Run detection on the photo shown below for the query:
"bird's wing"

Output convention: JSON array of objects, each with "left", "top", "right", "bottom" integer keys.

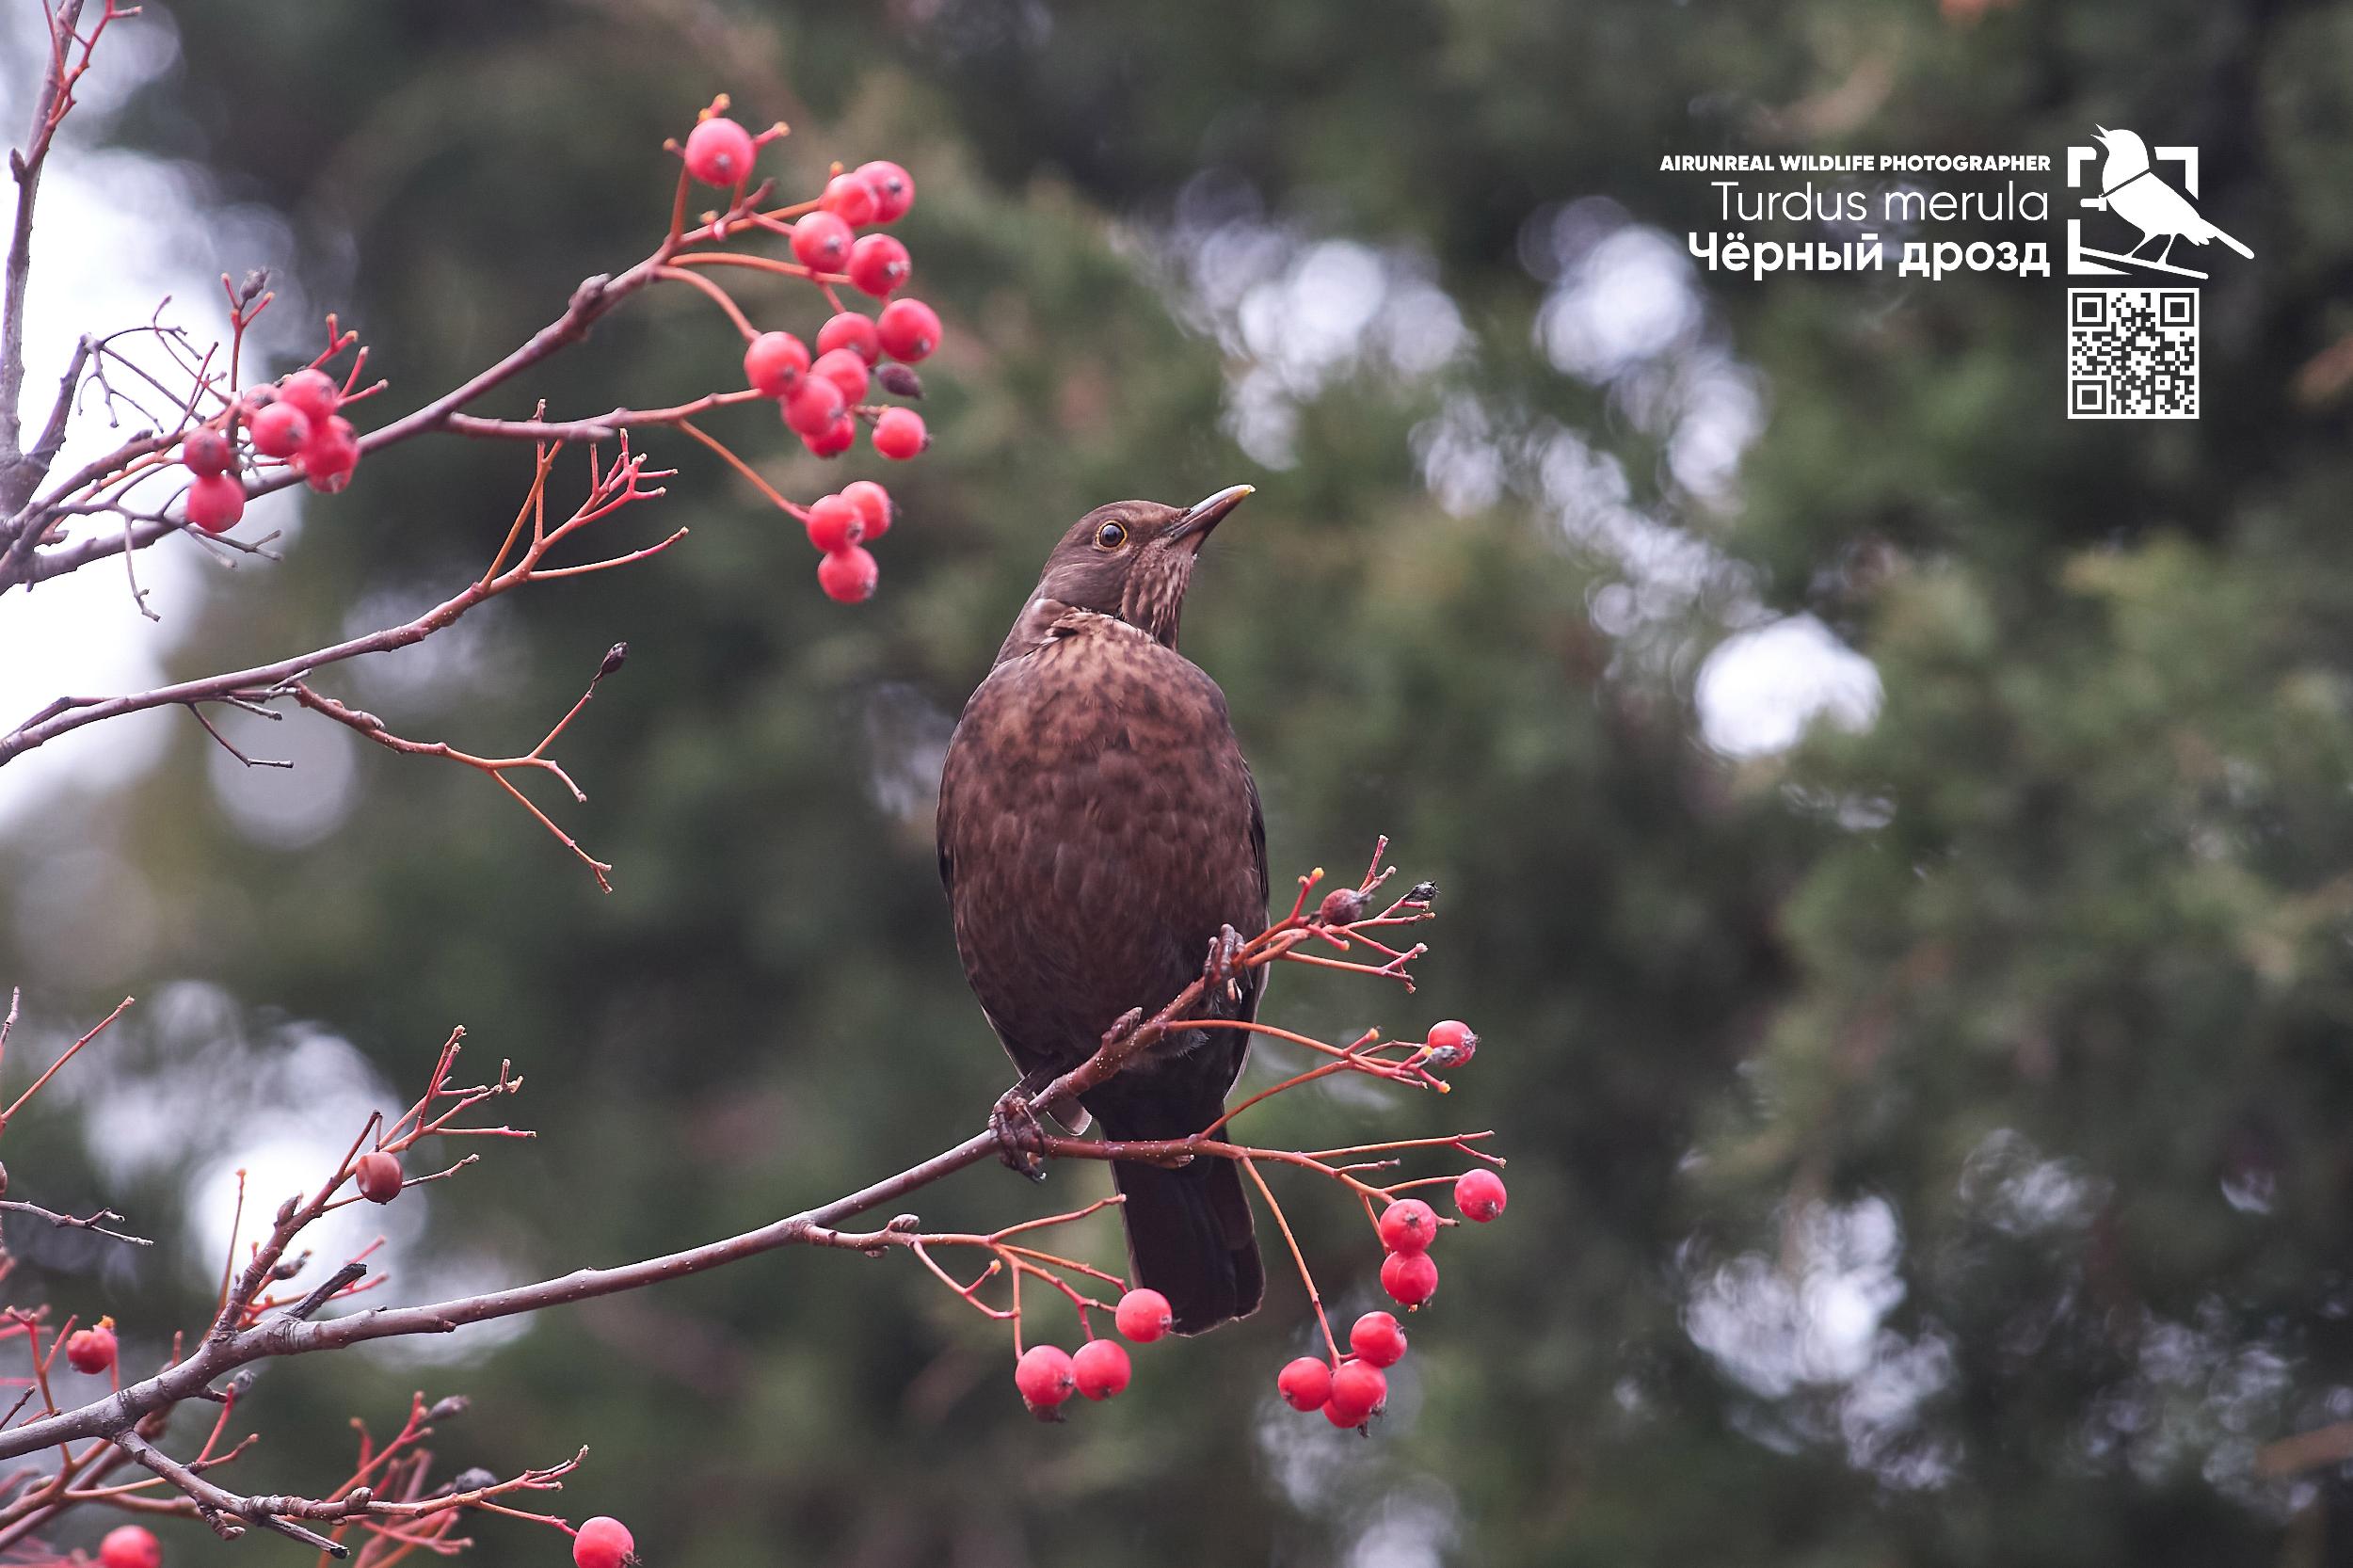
[{"left": 1237, "top": 756, "right": 1270, "bottom": 1030}]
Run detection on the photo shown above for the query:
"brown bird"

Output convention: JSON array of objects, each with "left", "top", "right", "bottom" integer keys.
[{"left": 936, "top": 485, "right": 1266, "bottom": 1334}]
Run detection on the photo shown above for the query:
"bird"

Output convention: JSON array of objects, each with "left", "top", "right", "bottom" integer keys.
[
  {"left": 936, "top": 485, "right": 1267, "bottom": 1335},
  {"left": 2087, "top": 127, "right": 2252, "bottom": 267}
]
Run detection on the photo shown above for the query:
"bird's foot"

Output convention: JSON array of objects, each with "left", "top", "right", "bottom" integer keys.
[
  {"left": 1205, "top": 923, "right": 1248, "bottom": 1002},
  {"left": 989, "top": 1087, "right": 1050, "bottom": 1182}
]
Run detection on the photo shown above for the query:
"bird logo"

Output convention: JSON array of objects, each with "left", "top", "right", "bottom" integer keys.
[{"left": 2069, "top": 127, "right": 2251, "bottom": 279}]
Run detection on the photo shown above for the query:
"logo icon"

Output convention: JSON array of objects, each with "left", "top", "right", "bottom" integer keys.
[{"left": 2067, "top": 128, "right": 2251, "bottom": 279}]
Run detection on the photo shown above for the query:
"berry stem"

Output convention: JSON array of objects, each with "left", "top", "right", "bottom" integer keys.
[
  {"left": 676, "top": 419, "right": 807, "bottom": 520},
  {"left": 1238, "top": 1156, "right": 1340, "bottom": 1363},
  {"left": 650, "top": 264, "right": 760, "bottom": 341}
]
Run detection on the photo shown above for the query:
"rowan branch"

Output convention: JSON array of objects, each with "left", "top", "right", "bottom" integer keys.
[{"left": 0, "top": 845, "right": 1479, "bottom": 1468}]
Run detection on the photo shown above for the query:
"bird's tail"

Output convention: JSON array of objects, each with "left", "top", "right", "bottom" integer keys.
[
  {"left": 2212, "top": 226, "right": 2253, "bottom": 259},
  {"left": 1096, "top": 1095, "right": 1263, "bottom": 1335}
]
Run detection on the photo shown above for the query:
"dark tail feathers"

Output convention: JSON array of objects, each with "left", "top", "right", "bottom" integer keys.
[{"left": 1098, "top": 1106, "right": 1262, "bottom": 1335}]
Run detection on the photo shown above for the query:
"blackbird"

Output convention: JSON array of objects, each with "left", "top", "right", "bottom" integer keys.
[{"left": 936, "top": 485, "right": 1267, "bottom": 1334}]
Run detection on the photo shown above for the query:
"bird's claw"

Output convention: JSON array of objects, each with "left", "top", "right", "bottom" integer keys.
[
  {"left": 1205, "top": 923, "right": 1248, "bottom": 1002},
  {"left": 989, "top": 1087, "right": 1050, "bottom": 1181}
]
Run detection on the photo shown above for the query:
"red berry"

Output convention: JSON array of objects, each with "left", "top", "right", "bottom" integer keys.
[
  {"left": 783, "top": 376, "right": 845, "bottom": 437},
  {"left": 1072, "top": 1338, "right": 1131, "bottom": 1400},
  {"left": 816, "top": 544, "right": 878, "bottom": 603},
  {"left": 1316, "top": 887, "right": 1368, "bottom": 925},
  {"left": 791, "top": 211, "right": 854, "bottom": 273},
  {"left": 184, "top": 472, "right": 246, "bottom": 534},
  {"left": 1381, "top": 1248, "right": 1439, "bottom": 1308},
  {"left": 847, "top": 233, "right": 910, "bottom": 298},
  {"left": 1328, "top": 1359, "right": 1388, "bottom": 1421},
  {"left": 744, "top": 330, "right": 809, "bottom": 396},
  {"left": 1014, "top": 1344, "right": 1077, "bottom": 1411},
  {"left": 1425, "top": 1018, "right": 1478, "bottom": 1066},
  {"left": 572, "top": 1515, "right": 634, "bottom": 1568},
  {"left": 682, "top": 116, "right": 756, "bottom": 186},
  {"left": 811, "top": 347, "right": 870, "bottom": 405},
  {"left": 1349, "top": 1311, "right": 1408, "bottom": 1368},
  {"left": 1376, "top": 1198, "right": 1440, "bottom": 1256},
  {"left": 804, "top": 493, "right": 863, "bottom": 553},
  {"left": 183, "top": 428, "right": 233, "bottom": 478},
  {"left": 1277, "top": 1356, "right": 1332, "bottom": 1412},
  {"left": 1114, "top": 1288, "right": 1172, "bottom": 1343},
  {"left": 298, "top": 416, "right": 360, "bottom": 493},
  {"left": 840, "top": 479, "right": 893, "bottom": 540},
  {"left": 875, "top": 297, "right": 941, "bottom": 362},
  {"left": 1324, "top": 1397, "right": 1369, "bottom": 1430},
  {"left": 803, "top": 414, "right": 856, "bottom": 458},
  {"left": 248, "top": 401, "right": 310, "bottom": 459},
  {"left": 821, "top": 171, "right": 878, "bottom": 226},
  {"left": 354, "top": 1151, "right": 403, "bottom": 1205},
  {"left": 65, "top": 1324, "right": 116, "bottom": 1374},
  {"left": 278, "top": 368, "right": 340, "bottom": 422},
  {"left": 1454, "top": 1168, "right": 1508, "bottom": 1223},
  {"left": 99, "top": 1525, "right": 160, "bottom": 1568},
  {"left": 872, "top": 407, "right": 927, "bottom": 460},
  {"left": 818, "top": 312, "right": 881, "bottom": 365},
  {"left": 856, "top": 160, "right": 915, "bottom": 223}
]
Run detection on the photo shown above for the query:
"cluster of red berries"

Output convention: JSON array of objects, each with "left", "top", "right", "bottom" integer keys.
[
  {"left": 100, "top": 1525, "right": 161, "bottom": 1568},
  {"left": 1012, "top": 1286, "right": 1186, "bottom": 1418},
  {"left": 1276, "top": 1309, "right": 1412, "bottom": 1431},
  {"left": 801, "top": 479, "right": 892, "bottom": 603},
  {"left": 686, "top": 104, "right": 941, "bottom": 600},
  {"left": 571, "top": 1515, "right": 635, "bottom": 1568},
  {"left": 177, "top": 366, "right": 360, "bottom": 536},
  {"left": 1274, "top": 1055, "right": 1507, "bottom": 1435},
  {"left": 743, "top": 298, "right": 935, "bottom": 468},
  {"left": 64, "top": 1319, "right": 116, "bottom": 1375}
]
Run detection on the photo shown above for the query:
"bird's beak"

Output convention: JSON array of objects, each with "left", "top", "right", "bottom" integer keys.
[
  {"left": 1170, "top": 484, "right": 1254, "bottom": 550},
  {"left": 2093, "top": 126, "right": 2110, "bottom": 145}
]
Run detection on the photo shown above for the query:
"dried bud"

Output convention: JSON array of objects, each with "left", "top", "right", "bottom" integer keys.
[
  {"left": 598, "top": 642, "right": 629, "bottom": 680},
  {"left": 426, "top": 1395, "right": 472, "bottom": 1421},
  {"left": 236, "top": 268, "right": 272, "bottom": 305},
  {"left": 1316, "top": 888, "right": 1367, "bottom": 926},
  {"left": 1405, "top": 880, "right": 1438, "bottom": 905},
  {"left": 876, "top": 363, "right": 923, "bottom": 399},
  {"left": 887, "top": 1213, "right": 921, "bottom": 1231},
  {"left": 275, "top": 1195, "right": 300, "bottom": 1225},
  {"left": 448, "top": 1466, "right": 499, "bottom": 1495}
]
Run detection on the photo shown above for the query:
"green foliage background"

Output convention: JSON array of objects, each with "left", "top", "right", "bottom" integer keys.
[{"left": 8, "top": 1, "right": 2353, "bottom": 1563}]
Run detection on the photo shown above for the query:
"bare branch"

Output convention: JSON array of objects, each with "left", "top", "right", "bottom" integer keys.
[
  {"left": 0, "top": 1200, "right": 150, "bottom": 1246},
  {"left": 0, "top": 2, "right": 88, "bottom": 482}
]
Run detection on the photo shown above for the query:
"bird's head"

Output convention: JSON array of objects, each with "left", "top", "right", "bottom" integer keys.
[{"left": 1018, "top": 485, "right": 1254, "bottom": 653}]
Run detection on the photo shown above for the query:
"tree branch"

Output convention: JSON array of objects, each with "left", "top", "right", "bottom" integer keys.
[{"left": 0, "top": 1, "right": 87, "bottom": 481}]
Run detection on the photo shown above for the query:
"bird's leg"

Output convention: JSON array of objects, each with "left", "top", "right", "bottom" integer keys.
[
  {"left": 2124, "top": 232, "right": 2155, "bottom": 258},
  {"left": 2156, "top": 232, "right": 2177, "bottom": 266},
  {"left": 990, "top": 1065, "right": 1061, "bottom": 1180}
]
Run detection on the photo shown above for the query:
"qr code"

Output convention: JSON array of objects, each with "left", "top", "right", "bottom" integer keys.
[{"left": 2068, "top": 288, "right": 2198, "bottom": 419}]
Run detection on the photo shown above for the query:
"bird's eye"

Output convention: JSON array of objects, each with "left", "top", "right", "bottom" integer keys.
[{"left": 1094, "top": 521, "right": 1128, "bottom": 551}]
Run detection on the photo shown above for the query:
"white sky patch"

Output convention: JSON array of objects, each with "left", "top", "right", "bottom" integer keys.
[
  {"left": 0, "top": 13, "right": 312, "bottom": 828},
  {"left": 1535, "top": 224, "right": 1704, "bottom": 382},
  {"left": 1140, "top": 182, "right": 1467, "bottom": 471},
  {"left": 1697, "top": 614, "right": 1882, "bottom": 758},
  {"left": 1684, "top": 1196, "right": 1960, "bottom": 1487}
]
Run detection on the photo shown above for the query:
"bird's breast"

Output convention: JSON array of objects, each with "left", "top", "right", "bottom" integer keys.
[{"left": 937, "top": 619, "right": 1263, "bottom": 1067}]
